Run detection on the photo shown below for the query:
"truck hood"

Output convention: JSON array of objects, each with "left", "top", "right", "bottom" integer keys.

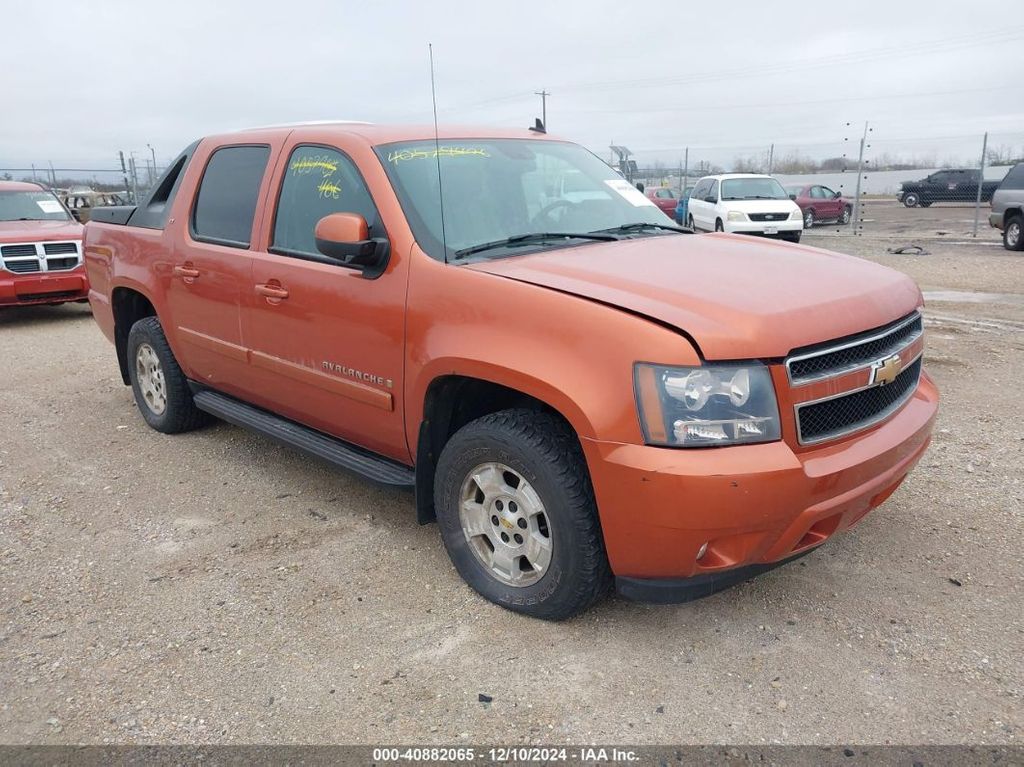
[
  {"left": 0, "top": 219, "right": 84, "bottom": 243},
  {"left": 467, "top": 233, "right": 922, "bottom": 360}
]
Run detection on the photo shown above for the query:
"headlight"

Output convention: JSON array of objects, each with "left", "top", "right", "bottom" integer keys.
[
  {"left": 789, "top": 209, "right": 802, "bottom": 220},
  {"left": 634, "top": 363, "right": 781, "bottom": 447},
  {"left": 727, "top": 210, "right": 747, "bottom": 222}
]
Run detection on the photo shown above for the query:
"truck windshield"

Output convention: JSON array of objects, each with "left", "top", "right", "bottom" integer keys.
[
  {"left": 721, "top": 178, "right": 789, "bottom": 201},
  {"left": 377, "top": 139, "right": 670, "bottom": 261},
  {"left": 0, "top": 190, "right": 72, "bottom": 222}
]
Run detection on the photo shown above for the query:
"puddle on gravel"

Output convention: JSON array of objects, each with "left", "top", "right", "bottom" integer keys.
[{"left": 924, "top": 290, "right": 1024, "bottom": 306}]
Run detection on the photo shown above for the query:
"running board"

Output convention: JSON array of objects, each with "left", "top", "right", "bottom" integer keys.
[{"left": 192, "top": 389, "right": 415, "bottom": 488}]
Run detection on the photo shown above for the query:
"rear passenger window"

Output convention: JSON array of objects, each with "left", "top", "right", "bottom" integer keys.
[
  {"left": 1002, "top": 164, "right": 1024, "bottom": 190},
  {"left": 192, "top": 145, "right": 270, "bottom": 248},
  {"left": 272, "top": 145, "right": 380, "bottom": 257}
]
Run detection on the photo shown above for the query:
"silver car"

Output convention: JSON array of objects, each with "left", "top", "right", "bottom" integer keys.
[{"left": 990, "top": 162, "right": 1024, "bottom": 251}]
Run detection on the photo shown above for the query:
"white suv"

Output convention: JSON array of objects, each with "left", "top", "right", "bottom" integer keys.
[{"left": 686, "top": 174, "right": 803, "bottom": 242}]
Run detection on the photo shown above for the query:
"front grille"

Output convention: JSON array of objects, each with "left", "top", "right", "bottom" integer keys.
[
  {"left": 46, "top": 257, "right": 78, "bottom": 271},
  {"left": 796, "top": 357, "right": 922, "bottom": 444},
  {"left": 788, "top": 312, "right": 922, "bottom": 383},
  {"left": 5, "top": 259, "right": 41, "bottom": 273},
  {"left": 1, "top": 244, "right": 37, "bottom": 257},
  {"left": 43, "top": 242, "right": 78, "bottom": 255},
  {"left": 748, "top": 212, "right": 790, "bottom": 222}
]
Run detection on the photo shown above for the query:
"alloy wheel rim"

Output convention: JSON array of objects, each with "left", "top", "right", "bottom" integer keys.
[
  {"left": 805, "top": 211, "right": 814, "bottom": 228},
  {"left": 459, "top": 462, "right": 553, "bottom": 587},
  {"left": 135, "top": 343, "right": 167, "bottom": 415},
  {"left": 1009, "top": 223, "right": 1021, "bottom": 248}
]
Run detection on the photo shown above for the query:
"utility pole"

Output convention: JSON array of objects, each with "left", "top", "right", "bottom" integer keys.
[
  {"left": 48, "top": 161, "right": 56, "bottom": 188},
  {"left": 118, "top": 151, "right": 131, "bottom": 198},
  {"left": 534, "top": 89, "right": 549, "bottom": 129},
  {"left": 767, "top": 144, "right": 774, "bottom": 175},
  {"left": 973, "top": 131, "right": 988, "bottom": 237},
  {"left": 683, "top": 147, "right": 689, "bottom": 193},
  {"left": 128, "top": 156, "right": 139, "bottom": 203},
  {"left": 851, "top": 121, "right": 870, "bottom": 236}
]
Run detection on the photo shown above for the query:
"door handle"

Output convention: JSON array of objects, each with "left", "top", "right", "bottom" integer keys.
[
  {"left": 255, "top": 283, "right": 289, "bottom": 301},
  {"left": 173, "top": 265, "right": 200, "bottom": 279}
]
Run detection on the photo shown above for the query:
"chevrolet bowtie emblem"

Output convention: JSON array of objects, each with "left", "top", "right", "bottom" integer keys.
[{"left": 870, "top": 353, "right": 903, "bottom": 385}]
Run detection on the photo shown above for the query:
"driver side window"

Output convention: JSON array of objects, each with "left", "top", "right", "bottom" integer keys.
[{"left": 272, "top": 145, "right": 380, "bottom": 257}]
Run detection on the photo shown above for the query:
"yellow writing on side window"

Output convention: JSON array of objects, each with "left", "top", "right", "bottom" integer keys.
[
  {"left": 290, "top": 156, "right": 339, "bottom": 176},
  {"left": 317, "top": 180, "right": 342, "bottom": 199},
  {"left": 387, "top": 146, "right": 490, "bottom": 164}
]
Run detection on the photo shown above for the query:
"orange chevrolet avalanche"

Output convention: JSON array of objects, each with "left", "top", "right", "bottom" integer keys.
[{"left": 83, "top": 123, "right": 938, "bottom": 619}]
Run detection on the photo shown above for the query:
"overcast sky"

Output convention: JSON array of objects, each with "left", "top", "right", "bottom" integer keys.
[{"left": 2, "top": 0, "right": 1022, "bottom": 175}]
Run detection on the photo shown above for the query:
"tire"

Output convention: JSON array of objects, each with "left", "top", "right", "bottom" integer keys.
[
  {"left": 433, "top": 409, "right": 612, "bottom": 621},
  {"left": 903, "top": 193, "right": 920, "bottom": 208},
  {"left": 714, "top": 218, "right": 724, "bottom": 232},
  {"left": 839, "top": 206, "right": 852, "bottom": 225},
  {"left": 1005, "top": 215, "right": 1024, "bottom": 251},
  {"left": 126, "top": 316, "right": 207, "bottom": 434},
  {"left": 803, "top": 209, "right": 815, "bottom": 229},
  {"left": 783, "top": 231, "right": 802, "bottom": 243}
]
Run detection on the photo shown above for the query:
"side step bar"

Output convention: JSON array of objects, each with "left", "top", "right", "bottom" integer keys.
[{"left": 192, "top": 389, "right": 415, "bottom": 488}]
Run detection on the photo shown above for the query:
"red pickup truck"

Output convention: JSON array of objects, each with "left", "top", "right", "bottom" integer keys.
[
  {"left": 1, "top": 181, "right": 87, "bottom": 307},
  {"left": 83, "top": 123, "right": 938, "bottom": 620}
]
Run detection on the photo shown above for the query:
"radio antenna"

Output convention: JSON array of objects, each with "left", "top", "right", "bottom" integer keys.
[{"left": 428, "top": 43, "right": 449, "bottom": 263}]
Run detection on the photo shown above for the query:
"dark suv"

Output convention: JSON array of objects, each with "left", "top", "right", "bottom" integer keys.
[
  {"left": 989, "top": 162, "right": 1024, "bottom": 251},
  {"left": 897, "top": 169, "right": 999, "bottom": 208}
]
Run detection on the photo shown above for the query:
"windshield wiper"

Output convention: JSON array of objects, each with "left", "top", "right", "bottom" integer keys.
[
  {"left": 593, "top": 222, "right": 690, "bottom": 235},
  {"left": 452, "top": 231, "right": 619, "bottom": 259}
]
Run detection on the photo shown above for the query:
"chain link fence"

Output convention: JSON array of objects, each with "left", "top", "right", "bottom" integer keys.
[{"left": 609, "top": 129, "right": 1024, "bottom": 241}]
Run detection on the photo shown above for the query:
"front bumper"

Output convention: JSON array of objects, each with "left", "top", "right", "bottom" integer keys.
[
  {"left": 723, "top": 219, "right": 802, "bottom": 235},
  {"left": 0, "top": 265, "right": 89, "bottom": 306},
  {"left": 583, "top": 372, "right": 938, "bottom": 592},
  {"left": 989, "top": 211, "right": 1003, "bottom": 231}
]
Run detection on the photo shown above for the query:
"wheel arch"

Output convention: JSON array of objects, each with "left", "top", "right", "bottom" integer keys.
[
  {"left": 412, "top": 370, "right": 591, "bottom": 525},
  {"left": 111, "top": 284, "right": 159, "bottom": 385}
]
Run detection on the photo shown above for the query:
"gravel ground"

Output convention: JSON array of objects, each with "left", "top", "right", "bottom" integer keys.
[{"left": 1, "top": 204, "right": 1021, "bottom": 746}]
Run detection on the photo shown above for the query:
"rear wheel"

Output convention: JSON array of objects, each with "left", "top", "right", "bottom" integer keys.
[
  {"left": 686, "top": 214, "right": 695, "bottom": 230},
  {"left": 803, "top": 209, "right": 815, "bottom": 229},
  {"left": 903, "top": 193, "right": 920, "bottom": 208},
  {"left": 127, "top": 316, "right": 207, "bottom": 434},
  {"left": 1005, "top": 215, "right": 1024, "bottom": 251},
  {"left": 434, "top": 409, "right": 612, "bottom": 620}
]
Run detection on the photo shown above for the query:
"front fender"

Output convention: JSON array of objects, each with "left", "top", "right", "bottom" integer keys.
[{"left": 403, "top": 250, "right": 700, "bottom": 456}]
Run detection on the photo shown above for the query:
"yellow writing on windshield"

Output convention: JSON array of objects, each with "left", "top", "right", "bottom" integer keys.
[
  {"left": 387, "top": 146, "right": 490, "bottom": 164},
  {"left": 290, "top": 156, "right": 339, "bottom": 176},
  {"left": 317, "top": 180, "right": 342, "bottom": 199}
]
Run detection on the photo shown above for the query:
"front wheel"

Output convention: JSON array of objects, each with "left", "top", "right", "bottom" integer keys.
[
  {"left": 903, "top": 193, "right": 920, "bottom": 208},
  {"left": 840, "top": 206, "right": 852, "bottom": 225},
  {"left": 434, "top": 409, "right": 612, "bottom": 620},
  {"left": 803, "top": 209, "right": 815, "bottom": 229},
  {"left": 127, "top": 316, "right": 208, "bottom": 434},
  {"left": 686, "top": 214, "right": 695, "bottom": 231},
  {"left": 714, "top": 218, "right": 724, "bottom": 232},
  {"left": 1005, "top": 215, "right": 1024, "bottom": 251},
  {"left": 783, "top": 231, "right": 802, "bottom": 243}
]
